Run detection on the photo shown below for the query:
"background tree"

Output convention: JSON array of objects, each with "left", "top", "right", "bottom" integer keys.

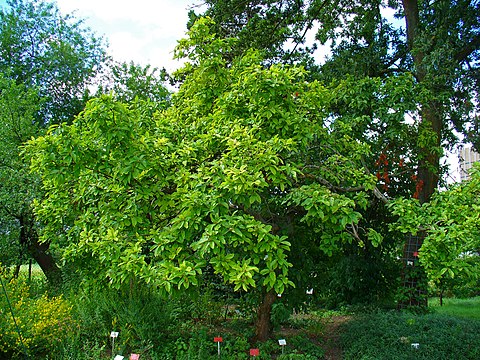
[
  {"left": 194, "top": 0, "right": 480, "bottom": 306},
  {"left": 97, "top": 60, "right": 171, "bottom": 108},
  {"left": 0, "top": 0, "right": 107, "bottom": 283},
  {"left": 0, "top": 0, "right": 107, "bottom": 123}
]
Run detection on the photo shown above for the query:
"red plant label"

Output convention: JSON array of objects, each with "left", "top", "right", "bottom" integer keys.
[{"left": 250, "top": 348, "right": 260, "bottom": 356}]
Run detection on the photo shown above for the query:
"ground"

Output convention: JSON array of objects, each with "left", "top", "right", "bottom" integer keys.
[{"left": 320, "top": 316, "right": 352, "bottom": 360}]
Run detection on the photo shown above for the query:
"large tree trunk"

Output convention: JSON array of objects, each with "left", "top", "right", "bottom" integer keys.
[
  {"left": 416, "top": 102, "right": 442, "bottom": 203},
  {"left": 19, "top": 212, "right": 62, "bottom": 285},
  {"left": 255, "top": 288, "right": 277, "bottom": 342},
  {"left": 400, "top": 0, "right": 441, "bottom": 308}
]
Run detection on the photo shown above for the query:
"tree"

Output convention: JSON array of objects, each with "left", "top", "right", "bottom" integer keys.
[
  {"left": 195, "top": 0, "right": 480, "bottom": 306},
  {"left": 0, "top": 0, "right": 107, "bottom": 284},
  {"left": 0, "top": 0, "right": 107, "bottom": 123},
  {"left": 25, "top": 18, "right": 386, "bottom": 340},
  {"left": 391, "top": 163, "right": 480, "bottom": 299},
  {"left": 97, "top": 60, "right": 171, "bottom": 107}
]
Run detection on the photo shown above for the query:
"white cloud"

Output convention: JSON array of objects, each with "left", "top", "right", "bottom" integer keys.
[{"left": 56, "top": 0, "right": 204, "bottom": 71}]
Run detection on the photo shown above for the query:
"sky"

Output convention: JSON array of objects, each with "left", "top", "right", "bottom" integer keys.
[
  {"left": 0, "top": 0, "right": 204, "bottom": 72},
  {"left": 55, "top": 0, "right": 205, "bottom": 72}
]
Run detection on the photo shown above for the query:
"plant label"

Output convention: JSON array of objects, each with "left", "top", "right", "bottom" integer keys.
[
  {"left": 411, "top": 343, "right": 420, "bottom": 349},
  {"left": 214, "top": 337, "right": 223, "bottom": 342},
  {"left": 250, "top": 348, "right": 259, "bottom": 356},
  {"left": 306, "top": 288, "right": 314, "bottom": 295},
  {"left": 110, "top": 331, "right": 119, "bottom": 338},
  {"left": 278, "top": 339, "right": 287, "bottom": 346},
  {"left": 114, "top": 356, "right": 124, "bottom": 360}
]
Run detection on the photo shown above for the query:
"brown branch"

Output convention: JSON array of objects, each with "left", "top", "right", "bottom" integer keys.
[
  {"left": 454, "top": 34, "right": 480, "bottom": 63},
  {"left": 285, "top": 0, "right": 330, "bottom": 61}
]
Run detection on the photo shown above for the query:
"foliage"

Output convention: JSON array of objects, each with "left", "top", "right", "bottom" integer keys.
[
  {"left": 25, "top": 18, "right": 381, "bottom": 301},
  {"left": 341, "top": 311, "right": 480, "bottom": 359},
  {"left": 97, "top": 60, "right": 171, "bottom": 108},
  {"left": 0, "top": 271, "right": 76, "bottom": 358},
  {"left": 0, "top": 0, "right": 107, "bottom": 123},
  {"left": 390, "top": 163, "right": 480, "bottom": 287}
]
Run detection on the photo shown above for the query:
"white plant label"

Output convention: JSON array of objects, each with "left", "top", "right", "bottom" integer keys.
[
  {"left": 111, "top": 331, "right": 119, "bottom": 338},
  {"left": 278, "top": 339, "right": 287, "bottom": 346}
]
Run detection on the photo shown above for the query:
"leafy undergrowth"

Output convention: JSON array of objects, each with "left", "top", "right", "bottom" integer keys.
[
  {"left": 340, "top": 311, "right": 480, "bottom": 360},
  {"left": 3, "top": 275, "right": 480, "bottom": 360}
]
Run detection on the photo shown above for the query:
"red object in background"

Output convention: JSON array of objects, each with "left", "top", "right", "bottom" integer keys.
[
  {"left": 413, "top": 251, "right": 419, "bottom": 257},
  {"left": 250, "top": 348, "right": 260, "bottom": 356},
  {"left": 214, "top": 337, "right": 223, "bottom": 342}
]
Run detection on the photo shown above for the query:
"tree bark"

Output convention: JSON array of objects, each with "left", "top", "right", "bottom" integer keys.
[
  {"left": 417, "top": 102, "right": 442, "bottom": 203},
  {"left": 255, "top": 288, "right": 277, "bottom": 342},
  {"left": 19, "top": 212, "right": 62, "bottom": 285},
  {"left": 400, "top": 0, "right": 435, "bottom": 309}
]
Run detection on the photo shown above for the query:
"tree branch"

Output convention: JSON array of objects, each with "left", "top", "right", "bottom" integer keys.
[{"left": 454, "top": 34, "right": 480, "bottom": 63}]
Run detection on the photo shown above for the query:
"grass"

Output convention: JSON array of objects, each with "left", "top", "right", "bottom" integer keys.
[
  {"left": 429, "top": 296, "right": 480, "bottom": 320},
  {"left": 8, "top": 263, "right": 45, "bottom": 279}
]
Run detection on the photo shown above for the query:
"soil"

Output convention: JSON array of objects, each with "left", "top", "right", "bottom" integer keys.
[
  {"left": 319, "top": 315, "right": 352, "bottom": 360},
  {"left": 277, "top": 314, "right": 352, "bottom": 360}
]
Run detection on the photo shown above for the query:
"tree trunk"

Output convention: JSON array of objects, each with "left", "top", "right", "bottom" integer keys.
[
  {"left": 19, "top": 212, "right": 62, "bottom": 285},
  {"left": 399, "top": 0, "right": 442, "bottom": 309},
  {"left": 255, "top": 289, "right": 277, "bottom": 342}
]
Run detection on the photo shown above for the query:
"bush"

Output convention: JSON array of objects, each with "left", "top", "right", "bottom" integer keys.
[{"left": 0, "top": 276, "right": 76, "bottom": 358}]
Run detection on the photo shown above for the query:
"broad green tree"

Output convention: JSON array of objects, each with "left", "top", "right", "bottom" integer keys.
[{"left": 26, "top": 18, "right": 386, "bottom": 340}]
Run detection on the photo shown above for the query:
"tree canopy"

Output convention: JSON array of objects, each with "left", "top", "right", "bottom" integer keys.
[
  {"left": 0, "top": 0, "right": 107, "bottom": 123},
  {"left": 24, "top": 17, "right": 394, "bottom": 340}
]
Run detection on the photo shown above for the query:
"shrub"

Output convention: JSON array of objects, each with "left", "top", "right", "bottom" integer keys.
[{"left": 0, "top": 276, "right": 77, "bottom": 358}]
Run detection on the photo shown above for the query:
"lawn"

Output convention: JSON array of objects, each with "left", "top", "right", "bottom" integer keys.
[{"left": 429, "top": 296, "right": 480, "bottom": 320}]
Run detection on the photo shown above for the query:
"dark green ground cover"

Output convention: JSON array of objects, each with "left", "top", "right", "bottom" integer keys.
[{"left": 340, "top": 310, "right": 480, "bottom": 360}]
